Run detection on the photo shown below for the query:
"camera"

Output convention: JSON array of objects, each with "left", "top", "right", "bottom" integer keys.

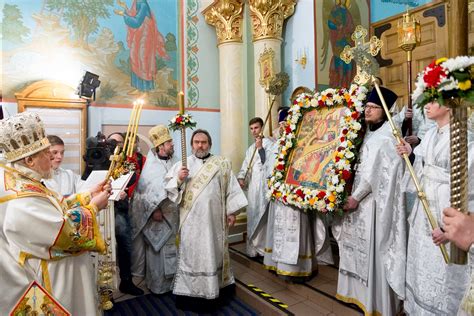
[{"left": 81, "top": 132, "right": 117, "bottom": 180}]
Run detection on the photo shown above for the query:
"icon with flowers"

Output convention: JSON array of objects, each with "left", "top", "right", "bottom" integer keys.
[
  {"left": 168, "top": 113, "right": 197, "bottom": 131},
  {"left": 412, "top": 56, "right": 474, "bottom": 108},
  {"left": 268, "top": 84, "right": 368, "bottom": 215}
]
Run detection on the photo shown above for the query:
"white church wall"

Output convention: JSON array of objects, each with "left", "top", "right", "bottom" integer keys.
[{"left": 282, "top": 0, "right": 316, "bottom": 105}]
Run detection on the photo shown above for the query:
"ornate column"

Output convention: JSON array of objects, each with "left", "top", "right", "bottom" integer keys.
[
  {"left": 249, "top": 0, "right": 296, "bottom": 135},
  {"left": 203, "top": 0, "right": 245, "bottom": 173}
]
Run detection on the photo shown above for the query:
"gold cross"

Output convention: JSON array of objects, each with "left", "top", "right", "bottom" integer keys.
[{"left": 340, "top": 25, "right": 383, "bottom": 85}]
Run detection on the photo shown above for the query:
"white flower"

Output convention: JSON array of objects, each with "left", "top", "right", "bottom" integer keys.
[
  {"left": 335, "top": 185, "right": 344, "bottom": 193},
  {"left": 317, "top": 200, "right": 326, "bottom": 209},
  {"left": 441, "top": 56, "right": 474, "bottom": 72},
  {"left": 345, "top": 151, "right": 354, "bottom": 159},
  {"left": 438, "top": 76, "right": 458, "bottom": 92},
  {"left": 331, "top": 175, "right": 339, "bottom": 184}
]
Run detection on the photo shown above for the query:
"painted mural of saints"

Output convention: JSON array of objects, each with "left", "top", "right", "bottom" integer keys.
[
  {"left": 115, "top": 0, "right": 170, "bottom": 94},
  {"left": 320, "top": 0, "right": 362, "bottom": 89}
]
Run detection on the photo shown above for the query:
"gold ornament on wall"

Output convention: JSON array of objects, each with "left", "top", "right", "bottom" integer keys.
[
  {"left": 202, "top": 0, "right": 244, "bottom": 45},
  {"left": 248, "top": 0, "right": 297, "bottom": 41}
]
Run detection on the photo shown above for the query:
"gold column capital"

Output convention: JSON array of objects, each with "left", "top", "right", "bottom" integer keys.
[
  {"left": 248, "top": 0, "right": 297, "bottom": 42},
  {"left": 202, "top": 0, "right": 244, "bottom": 45}
]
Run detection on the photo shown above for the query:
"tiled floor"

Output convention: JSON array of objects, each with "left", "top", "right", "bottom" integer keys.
[{"left": 229, "top": 242, "right": 363, "bottom": 316}]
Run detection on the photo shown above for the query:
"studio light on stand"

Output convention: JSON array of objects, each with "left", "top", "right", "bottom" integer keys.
[{"left": 77, "top": 71, "right": 101, "bottom": 101}]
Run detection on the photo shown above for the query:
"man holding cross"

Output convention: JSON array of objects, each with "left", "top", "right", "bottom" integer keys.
[{"left": 165, "top": 129, "right": 247, "bottom": 312}]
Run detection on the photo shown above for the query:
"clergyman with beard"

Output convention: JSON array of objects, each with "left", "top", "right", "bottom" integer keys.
[
  {"left": 165, "top": 129, "right": 247, "bottom": 312},
  {"left": 129, "top": 125, "right": 179, "bottom": 295}
]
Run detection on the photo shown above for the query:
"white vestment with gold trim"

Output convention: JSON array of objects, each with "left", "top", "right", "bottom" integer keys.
[
  {"left": 335, "top": 122, "right": 407, "bottom": 316},
  {"left": 0, "top": 163, "right": 100, "bottom": 316},
  {"left": 165, "top": 155, "right": 247, "bottom": 299},
  {"left": 404, "top": 126, "right": 473, "bottom": 315}
]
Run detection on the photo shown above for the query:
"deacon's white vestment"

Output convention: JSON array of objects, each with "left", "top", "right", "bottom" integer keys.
[
  {"left": 404, "top": 125, "right": 474, "bottom": 315},
  {"left": 130, "top": 149, "right": 178, "bottom": 294},
  {"left": 0, "top": 163, "right": 103, "bottom": 315},
  {"left": 165, "top": 154, "right": 247, "bottom": 299},
  {"left": 44, "top": 167, "right": 84, "bottom": 196},
  {"left": 335, "top": 122, "right": 407, "bottom": 316},
  {"left": 260, "top": 143, "right": 333, "bottom": 278},
  {"left": 237, "top": 137, "right": 274, "bottom": 256}
]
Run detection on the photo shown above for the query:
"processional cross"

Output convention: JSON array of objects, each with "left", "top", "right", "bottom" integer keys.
[{"left": 340, "top": 25, "right": 383, "bottom": 85}]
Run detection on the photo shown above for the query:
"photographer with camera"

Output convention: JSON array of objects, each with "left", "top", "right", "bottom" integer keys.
[
  {"left": 82, "top": 132, "right": 145, "bottom": 296},
  {"left": 107, "top": 132, "right": 146, "bottom": 296}
]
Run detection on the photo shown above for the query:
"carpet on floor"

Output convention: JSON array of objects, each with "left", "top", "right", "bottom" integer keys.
[{"left": 104, "top": 292, "right": 259, "bottom": 316}]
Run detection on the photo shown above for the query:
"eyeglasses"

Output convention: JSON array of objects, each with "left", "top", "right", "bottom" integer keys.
[{"left": 365, "top": 104, "right": 382, "bottom": 110}]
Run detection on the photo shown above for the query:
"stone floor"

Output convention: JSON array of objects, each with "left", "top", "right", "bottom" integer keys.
[{"left": 110, "top": 242, "right": 363, "bottom": 315}]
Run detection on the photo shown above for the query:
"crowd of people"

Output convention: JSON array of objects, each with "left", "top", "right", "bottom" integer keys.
[{"left": 0, "top": 79, "right": 473, "bottom": 315}]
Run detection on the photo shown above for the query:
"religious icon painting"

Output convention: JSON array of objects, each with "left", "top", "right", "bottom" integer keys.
[
  {"left": 258, "top": 47, "right": 276, "bottom": 88},
  {"left": 10, "top": 280, "right": 71, "bottom": 316},
  {"left": 315, "top": 0, "right": 370, "bottom": 90},
  {"left": 268, "top": 84, "right": 368, "bottom": 214}
]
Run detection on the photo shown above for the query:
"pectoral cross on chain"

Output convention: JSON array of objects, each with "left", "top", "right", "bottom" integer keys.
[{"left": 340, "top": 25, "right": 383, "bottom": 85}]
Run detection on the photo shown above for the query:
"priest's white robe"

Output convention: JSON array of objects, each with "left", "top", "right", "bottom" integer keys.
[
  {"left": 259, "top": 143, "right": 333, "bottom": 278},
  {"left": 130, "top": 149, "right": 178, "bottom": 294},
  {"left": 335, "top": 122, "right": 407, "bottom": 316},
  {"left": 0, "top": 163, "right": 103, "bottom": 315},
  {"left": 165, "top": 154, "right": 247, "bottom": 299},
  {"left": 44, "top": 167, "right": 84, "bottom": 197},
  {"left": 237, "top": 137, "right": 274, "bottom": 256},
  {"left": 458, "top": 248, "right": 474, "bottom": 316},
  {"left": 404, "top": 125, "right": 474, "bottom": 315}
]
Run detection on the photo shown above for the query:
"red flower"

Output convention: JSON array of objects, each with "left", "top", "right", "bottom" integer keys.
[
  {"left": 335, "top": 156, "right": 340, "bottom": 162},
  {"left": 423, "top": 65, "right": 447, "bottom": 88},
  {"left": 351, "top": 112, "right": 359, "bottom": 119},
  {"left": 295, "top": 189, "right": 305, "bottom": 198},
  {"left": 317, "top": 191, "right": 326, "bottom": 199},
  {"left": 285, "top": 125, "right": 292, "bottom": 134},
  {"left": 318, "top": 100, "right": 325, "bottom": 107},
  {"left": 276, "top": 164, "right": 285, "bottom": 171},
  {"left": 341, "top": 170, "right": 351, "bottom": 180},
  {"left": 340, "top": 136, "right": 345, "bottom": 142},
  {"left": 342, "top": 129, "right": 348, "bottom": 135},
  {"left": 176, "top": 116, "right": 183, "bottom": 123}
]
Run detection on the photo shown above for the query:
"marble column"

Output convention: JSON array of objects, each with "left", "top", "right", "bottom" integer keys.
[
  {"left": 249, "top": 0, "right": 297, "bottom": 135},
  {"left": 203, "top": 0, "right": 245, "bottom": 173}
]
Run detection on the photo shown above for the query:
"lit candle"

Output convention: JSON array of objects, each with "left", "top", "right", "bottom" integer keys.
[{"left": 178, "top": 91, "right": 185, "bottom": 114}]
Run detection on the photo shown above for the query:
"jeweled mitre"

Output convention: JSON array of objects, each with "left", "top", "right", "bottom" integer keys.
[{"left": 0, "top": 112, "right": 50, "bottom": 162}]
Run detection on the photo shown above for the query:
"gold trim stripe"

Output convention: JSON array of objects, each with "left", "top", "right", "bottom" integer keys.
[
  {"left": 335, "top": 293, "right": 382, "bottom": 316},
  {"left": 263, "top": 264, "right": 316, "bottom": 277},
  {"left": 264, "top": 248, "right": 314, "bottom": 259}
]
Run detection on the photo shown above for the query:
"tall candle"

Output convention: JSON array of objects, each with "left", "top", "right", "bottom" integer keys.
[{"left": 178, "top": 91, "right": 185, "bottom": 114}]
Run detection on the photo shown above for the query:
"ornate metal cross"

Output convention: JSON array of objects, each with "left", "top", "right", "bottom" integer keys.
[{"left": 340, "top": 25, "right": 383, "bottom": 85}]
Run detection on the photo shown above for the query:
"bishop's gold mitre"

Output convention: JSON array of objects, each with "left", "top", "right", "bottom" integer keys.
[
  {"left": 148, "top": 124, "right": 172, "bottom": 147},
  {"left": 0, "top": 112, "right": 50, "bottom": 162}
]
